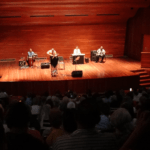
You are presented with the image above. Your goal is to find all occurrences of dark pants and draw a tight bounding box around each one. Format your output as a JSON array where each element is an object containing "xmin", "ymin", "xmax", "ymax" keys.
[{"xmin": 96, "ymin": 55, "xmax": 105, "ymax": 62}]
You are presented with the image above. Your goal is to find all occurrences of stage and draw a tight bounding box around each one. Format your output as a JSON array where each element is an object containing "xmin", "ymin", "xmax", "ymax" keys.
[{"xmin": 0, "ymin": 57, "xmax": 141, "ymax": 95}]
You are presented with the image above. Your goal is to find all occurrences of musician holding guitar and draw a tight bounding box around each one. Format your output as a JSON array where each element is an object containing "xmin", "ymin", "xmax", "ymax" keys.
[
  {"xmin": 47, "ymin": 48, "xmax": 59, "ymax": 76},
  {"xmin": 96, "ymin": 46, "xmax": 106, "ymax": 63}
]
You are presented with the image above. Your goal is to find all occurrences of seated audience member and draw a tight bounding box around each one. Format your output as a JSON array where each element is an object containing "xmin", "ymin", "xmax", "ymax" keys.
[
  {"xmin": 67, "ymin": 101, "xmax": 76, "ymax": 109},
  {"xmin": 53, "ymin": 99, "xmax": 117, "ymax": 150},
  {"xmin": 31, "ymin": 97, "xmax": 41, "ymax": 116},
  {"xmin": 62, "ymin": 108, "xmax": 77, "ymax": 134},
  {"xmin": 120, "ymin": 99, "xmax": 150, "ymax": 150},
  {"xmin": 96, "ymin": 103, "xmax": 112, "ymax": 131},
  {"xmin": 0, "ymin": 120, "xmax": 5, "ymax": 150},
  {"xmin": 5, "ymin": 102, "xmax": 48, "ymax": 150},
  {"xmin": 25, "ymin": 93, "xmax": 32, "ymax": 106},
  {"xmin": 110, "ymin": 108, "xmax": 134, "ymax": 148},
  {"xmin": 46, "ymin": 109, "xmax": 64, "ymax": 147},
  {"xmin": 40, "ymin": 98, "xmax": 52, "ymax": 130},
  {"xmin": 0, "ymin": 88, "xmax": 8, "ymax": 99}
]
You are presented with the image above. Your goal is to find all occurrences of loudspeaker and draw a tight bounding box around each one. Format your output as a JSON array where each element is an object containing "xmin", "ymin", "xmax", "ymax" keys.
[
  {"xmin": 91, "ymin": 50, "xmax": 97, "ymax": 61},
  {"xmin": 72, "ymin": 70, "xmax": 82, "ymax": 77},
  {"xmin": 41, "ymin": 63, "xmax": 50, "ymax": 69},
  {"xmin": 85, "ymin": 58, "xmax": 89, "ymax": 63}
]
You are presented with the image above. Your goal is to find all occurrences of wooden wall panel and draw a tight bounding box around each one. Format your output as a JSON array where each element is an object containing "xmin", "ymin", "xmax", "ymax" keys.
[
  {"xmin": 0, "ymin": 24, "xmax": 126, "ymax": 60},
  {"xmin": 125, "ymin": 7, "xmax": 150, "ymax": 60},
  {"xmin": 142, "ymin": 35, "xmax": 150, "ymax": 52},
  {"xmin": 141, "ymin": 52, "xmax": 150, "ymax": 68}
]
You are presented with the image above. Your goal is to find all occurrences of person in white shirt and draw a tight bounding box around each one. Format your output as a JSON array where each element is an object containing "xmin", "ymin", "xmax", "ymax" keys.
[
  {"xmin": 96, "ymin": 46, "xmax": 106, "ymax": 63},
  {"xmin": 73, "ymin": 46, "xmax": 81, "ymax": 55},
  {"xmin": 47, "ymin": 48, "xmax": 57, "ymax": 57}
]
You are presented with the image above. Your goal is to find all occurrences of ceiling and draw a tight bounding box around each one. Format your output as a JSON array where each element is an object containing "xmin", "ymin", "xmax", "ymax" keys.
[{"xmin": 0, "ymin": 0, "xmax": 150, "ymax": 26}]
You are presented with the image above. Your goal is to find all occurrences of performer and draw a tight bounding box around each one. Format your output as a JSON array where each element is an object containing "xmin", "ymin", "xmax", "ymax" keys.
[
  {"xmin": 47, "ymin": 48, "xmax": 57, "ymax": 57},
  {"xmin": 96, "ymin": 46, "xmax": 106, "ymax": 63},
  {"xmin": 47, "ymin": 48, "xmax": 58, "ymax": 76},
  {"xmin": 101, "ymin": 46, "xmax": 106, "ymax": 62},
  {"xmin": 73, "ymin": 46, "xmax": 81, "ymax": 55},
  {"xmin": 27, "ymin": 48, "xmax": 37, "ymax": 67}
]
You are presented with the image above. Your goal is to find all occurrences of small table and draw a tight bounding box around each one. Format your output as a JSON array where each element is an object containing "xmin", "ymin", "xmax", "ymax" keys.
[{"xmin": 72, "ymin": 54, "xmax": 85, "ymax": 64}]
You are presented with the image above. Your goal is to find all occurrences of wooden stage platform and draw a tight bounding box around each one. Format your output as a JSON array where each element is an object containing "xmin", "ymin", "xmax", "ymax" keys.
[{"xmin": 0, "ymin": 58, "xmax": 141, "ymax": 95}]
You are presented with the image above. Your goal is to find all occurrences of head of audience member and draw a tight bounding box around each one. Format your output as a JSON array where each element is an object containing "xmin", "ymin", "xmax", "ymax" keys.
[
  {"xmin": 62, "ymin": 109, "xmax": 77, "ymax": 134},
  {"xmin": 101, "ymin": 103, "xmax": 110, "ymax": 116},
  {"xmin": 46, "ymin": 98, "xmax": 53, "ymax": 108},
  {"xmin": 75, "ymin": 99, "xmax": 100, "ymax": 129},
  {"xmin": 59, "ymin": 96, "xmax": 69, "ymax": 112},
  {"xmin": 100, "ymin": 46, "xmax": 103, "ymax": 49},
  {"xmin": 67, "ymin": 101, "xmax": 75, "ymax": 109},
  {"xmin": 110, "ymin": 108, "xmax": 133, "ymax": 132},
  {"xmin": 121, "ymin": 102, "xmax": 134, "ymax": 119},
  {"xmin": 6, "ymin": 102, "xmax": 31, "ymax": 131},
  {"xmin": 49, "ymin": 109, "xmax": 62, "ymax": 129},
  {"xmin": 137, "ymin": 96, "xmax": 150, "ymax": 120},
  {"xmin": 76, "ymin": 46, "xmax": 78, "ymax": 49},
  {"xmin": 32, "ymin": 96, "xmax": 40, "ymax": 106},
  {"xmin": 52, "ymin": 96, "xmax": 60, "ymax": 108},
  {"xmin": 29, "ymin": 48, "xmax": 32, "ymax": 52}
]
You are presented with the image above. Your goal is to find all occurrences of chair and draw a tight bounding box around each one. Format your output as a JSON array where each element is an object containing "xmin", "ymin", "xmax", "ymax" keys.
[{"xmin": 58, "ymin": 56, "xmax": 65, "ymax": 70}]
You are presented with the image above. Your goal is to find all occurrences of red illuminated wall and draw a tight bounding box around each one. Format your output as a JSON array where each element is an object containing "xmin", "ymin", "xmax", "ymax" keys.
[
  {"xmin": 0, "ymin": 24, "xmax": 126, "ymax": 60},
  {"xmin": 125, "ymin": 7, "xmax": 150, "ymax": 60}
]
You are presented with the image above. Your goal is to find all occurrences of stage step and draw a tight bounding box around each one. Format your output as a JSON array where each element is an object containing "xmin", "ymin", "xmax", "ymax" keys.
[
  {"xmin": 131, "ymin": 69, "xmax": 146, "ymax": 73},
  {"xmin": 138, "ymin": 72, "xmax": 148, "ymax": 76},
  {"xmin": 140, "ymin": 82, "xmax": 150, "ymax": 87},
  {"xmin": 140, "ymin": 79, "xmax": 150, "ymax": 84},
  {"xmin": 140, "ymin": 75, "xmax": 150, "ymax": 79}
]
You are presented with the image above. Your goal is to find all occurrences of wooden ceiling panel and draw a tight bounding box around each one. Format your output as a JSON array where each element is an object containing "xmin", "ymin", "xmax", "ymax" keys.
[{"xmin": 0, "ymin": 0, "xmax": 149, "ymax": 25}]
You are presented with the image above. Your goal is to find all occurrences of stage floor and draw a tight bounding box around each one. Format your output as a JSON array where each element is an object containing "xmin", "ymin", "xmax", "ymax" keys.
[{"xmin": 0, "ymin": 57, "xmax": 141, "ymax": 95}]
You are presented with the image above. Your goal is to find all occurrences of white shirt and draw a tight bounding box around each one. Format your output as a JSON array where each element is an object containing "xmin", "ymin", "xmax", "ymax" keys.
[
  {"xmin": 73, "ymin": 48, "xmax": 81, "ymax": 55},
  {"xmin": 47, "ymin": 49, "xmax": 56, "ymax": 55},
  {"xmin": 97, "ymin": 49, "xmax": 102, "ymax": 55}
]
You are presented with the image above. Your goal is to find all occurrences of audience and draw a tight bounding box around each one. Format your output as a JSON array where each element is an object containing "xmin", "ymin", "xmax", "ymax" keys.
[
  {"xmin": 46, "ymin": 108, "xmax": 64, "ymax": 147},
  {"xmin": 0, "ymin": 87, "xmax": 150, "ymax": 150},
  {"xmin": 5, "ymin": 102, "xmax": 48, "ymax": 150},
  {"xmin": 110, "ymin": 108, "xmax": 134, "ymax": 148},
  {"xmin": 53, "ymin": 99, "xmax": 117, "ymax": 150}
]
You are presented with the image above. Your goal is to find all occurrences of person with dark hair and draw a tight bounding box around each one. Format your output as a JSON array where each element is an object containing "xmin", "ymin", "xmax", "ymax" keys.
[
  {"xmin": 5, "ymin": 102, "xmax": 48, "ymax": 150},
  {"xmin": 62, "ymin": 108, "xmax": 77, "ymax": 134},
  {"xmin": 96, "ymin": 103, "xmax": 112, "ymax": 131},
  {"xmin": 46, "ymin": 109, "xmax": 64, "ymax": 147},
  {"xmin": 53, "ymin": 99, "xmax": 117, "ymax": 150}
]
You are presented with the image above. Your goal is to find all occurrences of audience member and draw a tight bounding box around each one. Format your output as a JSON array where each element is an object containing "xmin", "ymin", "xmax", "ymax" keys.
[
  {"xmin": 96, "ymin": 103, "xmax": 112, "ymax": 131},
  {"xmin": 110, "ymin": 108, "xmax": 134, "ymax": 148},
  {"xmin": 53, "ymin": 99, "xmax": 117, "ymax": 150},
  {"xmin": 46, "ymin": 108, "xmax": 64, "ymax": 147},
  {"xmin": 5, "ymin": 102, "xmax": 48, "ymax": 150},
  {"xmin": 62, "ymin": 108, "xmax": 77, "ymax": 134}
]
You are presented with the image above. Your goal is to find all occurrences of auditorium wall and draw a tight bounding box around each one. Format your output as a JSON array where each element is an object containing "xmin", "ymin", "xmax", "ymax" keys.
[
  {"xmin": 0, "ymin": 24, "xmax": 126, "ymax": 60},
  {"xmin": 125, "ymin": 7, "xmax": 150, "ymax": 61}
]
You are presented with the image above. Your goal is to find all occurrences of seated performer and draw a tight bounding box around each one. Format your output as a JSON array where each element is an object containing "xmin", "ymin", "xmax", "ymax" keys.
[
  {"xmin": 47, "ymin": 48, "xmax": 58, "ymax": 76},
  {"xmin": 96, "ymin": 46, "xmax": 106, "ymax": 63},
  {"xmin": 27, "ymin": 48, "xmax": 37, "ymax": 67},
  {"xmin": 73, "ymin": 46, "xmax": 81, "ymax": 55}
]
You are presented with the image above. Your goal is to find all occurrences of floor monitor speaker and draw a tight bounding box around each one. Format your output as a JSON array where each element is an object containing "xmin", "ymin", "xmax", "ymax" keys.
[
  {"xmin": 72, "ymin": 70, "xmax": 83, "ymax": 77},
  {"xmin": 41, "ymin": 63, "xmax": 50, "ymax": 69}
]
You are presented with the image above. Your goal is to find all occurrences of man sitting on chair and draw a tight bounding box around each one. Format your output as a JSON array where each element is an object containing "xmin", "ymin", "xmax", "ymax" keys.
[
  {"xmin": 96, "ymin": 46, "xmax": 106, "ymax": 63},
  {"xmin": 73, "ymin": 46, "xmax": 81, "ymax": 55},
  {"xmin": 27, "ymin": 48, "xmax": 37, "ymax": 66}
]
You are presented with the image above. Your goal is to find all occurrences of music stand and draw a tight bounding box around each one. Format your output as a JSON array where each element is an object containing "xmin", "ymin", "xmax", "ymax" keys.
[{"xmin": 74, "ymin": 56, "xmax": 80, "ymax": 70}]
